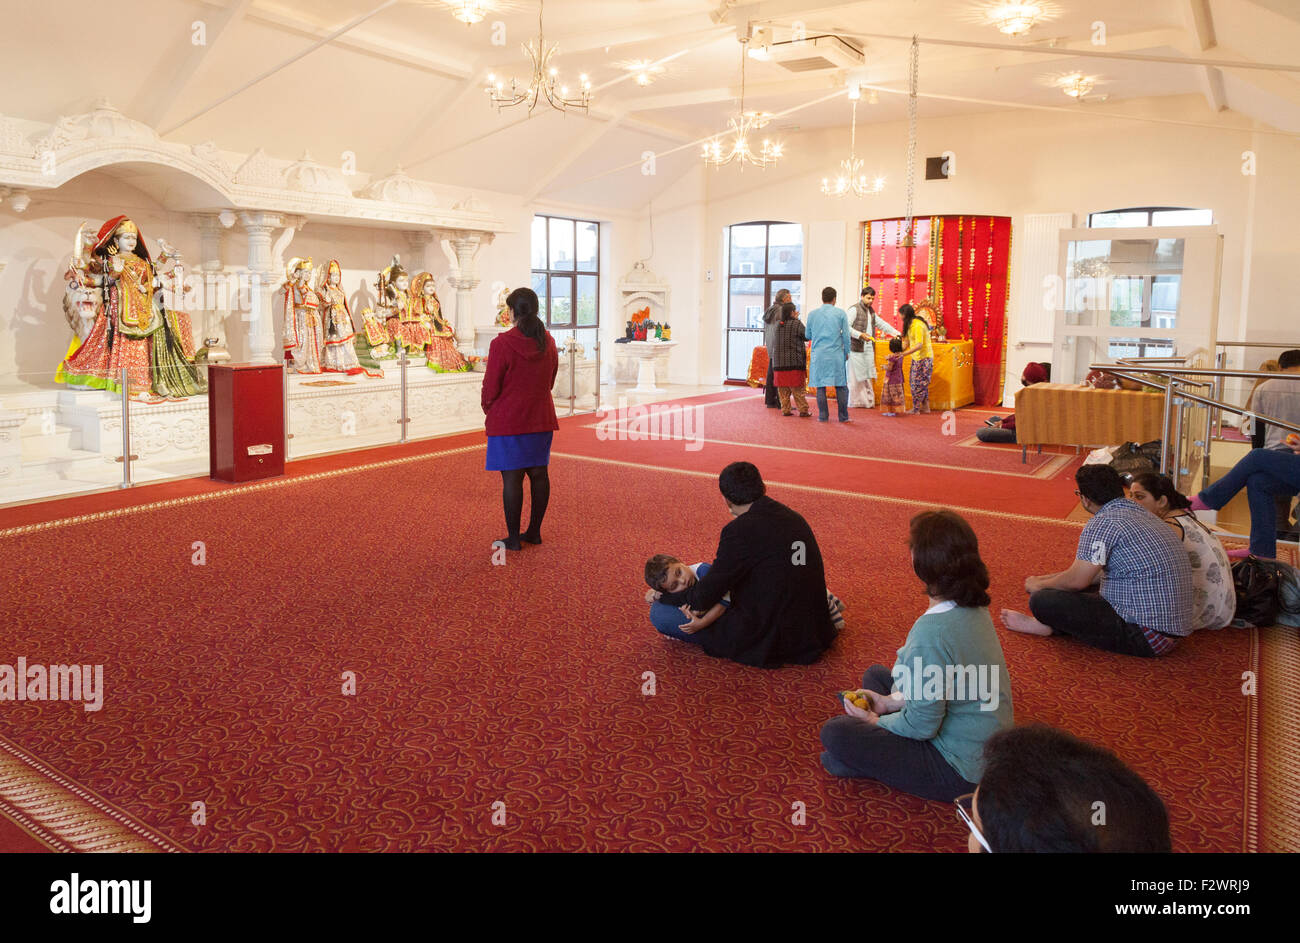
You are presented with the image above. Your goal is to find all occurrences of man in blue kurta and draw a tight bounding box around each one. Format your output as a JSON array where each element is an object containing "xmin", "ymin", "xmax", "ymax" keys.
[{"xmin": 805, "ymin": 287, "xmax": 865, "ymax": 423}]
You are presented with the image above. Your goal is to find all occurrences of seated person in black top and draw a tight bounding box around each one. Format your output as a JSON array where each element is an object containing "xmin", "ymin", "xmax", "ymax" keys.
[
  {"xmin": 961, "ymin": 724, "xmax": 1171, "ymax": 853},
  {"xmin": 644, "ymin": 462, "xmax": 838, "ymax": 668}
]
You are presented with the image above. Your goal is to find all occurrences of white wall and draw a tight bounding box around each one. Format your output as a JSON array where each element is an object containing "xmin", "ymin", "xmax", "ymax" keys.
[{"xmin": 683, "ymin": 94, "xmax": 1296, "ymax": 398}]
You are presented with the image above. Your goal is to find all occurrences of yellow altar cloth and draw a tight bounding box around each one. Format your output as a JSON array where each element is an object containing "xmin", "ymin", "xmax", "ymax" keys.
[{"xmin": 871, "ymin": 340, "xmax": 974, "ymax": 411}]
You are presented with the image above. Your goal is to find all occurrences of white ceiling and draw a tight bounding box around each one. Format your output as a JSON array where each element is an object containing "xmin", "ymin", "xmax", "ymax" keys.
[{"xmin": 3, "ymin": 0, "xmax": 1298, "ymax": 209}]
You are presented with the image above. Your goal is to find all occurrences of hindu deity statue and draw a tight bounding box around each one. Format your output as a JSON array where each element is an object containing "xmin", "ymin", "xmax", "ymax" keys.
[
  {"xmin": 315, "ymin": 260, "xmax": 382, "ymax": 378},
  {"xmin": 493, "ymin": 285, "xmax": 512, "ymax": 328},
  {"xmin": 58, "ymin": 216, "xmax": 205, "ymax": 401},
  {"xmin": 376, "ymin": 256, "xmax": 427, "ymax": 357},
  {"xmin": 412, "ymin": 273, "xmax": 467, "ymax": 372},
  {"xmin": 281, "ymin": 257, "xmax": 323, "ymax": 374}
]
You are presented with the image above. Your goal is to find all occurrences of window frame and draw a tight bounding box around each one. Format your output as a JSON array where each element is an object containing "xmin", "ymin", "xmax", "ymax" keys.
[
  {"xmin": 532, "ymin": 214, "xmax": 600, "ymax": 331},
  {"xmin": 725, "ymin": 220, "xmax": 804, "ymax": 380},
  {"xmin": 1086, "ymin": 206, "xmax": 1213, "ymax": 228}
]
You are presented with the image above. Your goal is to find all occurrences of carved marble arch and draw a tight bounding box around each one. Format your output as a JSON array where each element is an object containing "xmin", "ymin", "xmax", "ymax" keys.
[{"xmin": 56, "ymin": 157, "xmax": 232, "ymax": 211}]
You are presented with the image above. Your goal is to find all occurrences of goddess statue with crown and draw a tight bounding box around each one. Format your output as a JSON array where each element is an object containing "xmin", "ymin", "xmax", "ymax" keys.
[
  {"xmin": 376, "ymin": 256, "xmax": 428, "ymax": 358},
  {"xmin": 281, "ymin": 257, "xmax": 323, "ymax": 374},
  {"xmin": 57, "ymin": 216, "xmax": 205, "ymax": 400},
  {"xmin": 315, "ymin": 259, "xmax": 382, "ymax": 377},
  {"xmin": 411, "ymin": 273, "xmax": 467, "ymax": 372}
]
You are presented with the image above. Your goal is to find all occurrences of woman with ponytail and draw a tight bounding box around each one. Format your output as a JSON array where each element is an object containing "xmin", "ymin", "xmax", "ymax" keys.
[
  {"xmin": 481, "ymin": 288, "xmax": 559, "ymax": 550},
  {"xmin": 1126, "ymin": 472, "xmax": 1234, "ymax": 631}
]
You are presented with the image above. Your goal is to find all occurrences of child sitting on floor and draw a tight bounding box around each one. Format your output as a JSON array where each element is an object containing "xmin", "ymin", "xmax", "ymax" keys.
[
  {"xmin": 643, "ymin": 553, "xmax": 846, "ymax": 636},
  {"xmin": 879, "ymin": 337, "xmax": 906, "ymax": 417}
]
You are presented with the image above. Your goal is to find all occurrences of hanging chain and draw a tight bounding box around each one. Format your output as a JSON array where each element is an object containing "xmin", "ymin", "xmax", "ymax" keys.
[
  {"xmin": 903, "ymin": 36, "xmax": 919, "ymax": 244},
  {"xmin": 849, "ymin": 96, "xmax": 857, "ymax": 159},
  {"xmin": 739, "ymin": 38, "xmax": 747, "ymax": 114}
]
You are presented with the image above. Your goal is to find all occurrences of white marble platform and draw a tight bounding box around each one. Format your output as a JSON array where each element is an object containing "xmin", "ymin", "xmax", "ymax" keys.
[{"xmin": 0, "ymin": 356, "xmax": 605, "ymax": 506}]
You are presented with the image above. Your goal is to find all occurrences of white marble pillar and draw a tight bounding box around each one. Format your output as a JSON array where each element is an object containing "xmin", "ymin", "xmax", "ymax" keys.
[
  {"xmin": 442, "ymin": 230, "xmax": 486, "ymax": 353},
  {"xmin": 192, "ymin": 214, "xmax": 225, "ymax": 346},
  {"xmin": 404, "ymin": 230, "xmax": 434, "ymax": 275},
  {"xmin": 238, "ymin": 211, "xmax": 283, "ymax": 364}
]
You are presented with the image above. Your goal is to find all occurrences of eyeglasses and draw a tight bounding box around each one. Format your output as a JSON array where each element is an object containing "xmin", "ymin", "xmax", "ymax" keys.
[{"xmin": 954, "ymin": 792, "xmax": 991, "ymax": 853}]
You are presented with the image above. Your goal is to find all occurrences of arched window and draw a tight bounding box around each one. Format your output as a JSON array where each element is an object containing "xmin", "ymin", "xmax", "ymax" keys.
[{"xmin": 724, "ymin": 221, "xmax": 803, "ymax": 380}]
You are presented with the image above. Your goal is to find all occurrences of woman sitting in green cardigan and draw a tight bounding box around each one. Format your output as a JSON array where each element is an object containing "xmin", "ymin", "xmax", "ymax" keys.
[{"xmin": 820, "ymin": 510, "xmax": 1014, "ymax": 801}]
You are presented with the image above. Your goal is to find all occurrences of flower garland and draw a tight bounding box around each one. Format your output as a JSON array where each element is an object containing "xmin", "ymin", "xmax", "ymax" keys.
[{"xmin": 955, "ymin": 216, "xmax": 964, "ymax": 340}]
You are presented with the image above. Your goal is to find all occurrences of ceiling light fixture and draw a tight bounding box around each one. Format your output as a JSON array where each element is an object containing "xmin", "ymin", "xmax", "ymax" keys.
[
  {"xmin": 988, "ymin": 2, "xmax": 1043, "ymax": 37},
  {"xmin": 821, "ymin": 89, "xmax": 884, "ymax": 198},
  {"xmin": 450, "ymin": 0, "xmax": 486, "ymax": 25},
  {"xmin": 701, "ymin": 37, "xmax": 783, "ymax": 170},
  {"xmin": 1060, "ymin": 72, "xmax": 1095, "ymax": 99},
  {"xmin": 484, "ymin": 0, "xmax": 591, "ymax": 114}
]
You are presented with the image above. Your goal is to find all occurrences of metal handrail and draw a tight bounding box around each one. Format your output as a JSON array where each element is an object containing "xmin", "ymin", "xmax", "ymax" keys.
[{"xmin": 1092, "ymin": 360, "xmax": 1300, "ymax": 488}]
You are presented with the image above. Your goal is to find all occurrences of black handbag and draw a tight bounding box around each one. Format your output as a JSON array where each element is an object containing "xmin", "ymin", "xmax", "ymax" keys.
[
  {"xmin": 1109, "ymin": 442, "xmax": 1157, "ymax": 478},
  {"xmin": 1230, "ymin": 557, "xmax": 1283, "ymax": 628}
]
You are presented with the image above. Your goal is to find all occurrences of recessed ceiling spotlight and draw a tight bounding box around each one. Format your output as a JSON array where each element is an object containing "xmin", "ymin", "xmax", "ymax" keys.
[{"xmin": 619, "ymin": 58, "xmax": 667, "ymax": 86}]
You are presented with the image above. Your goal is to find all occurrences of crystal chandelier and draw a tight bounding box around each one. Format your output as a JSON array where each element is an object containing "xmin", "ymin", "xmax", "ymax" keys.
[
  {"xmin": 989, "ymin": 2, "xmax": 1043, "ymax": 36},
  {"xmin": 485, "ymin": 0, "xmax": 591, "ymax": 114},
  {"xmin": 451, "ymin": 1, "xmax": 486, "ymax": 25},
  {"xmin": 1060, "ymin": 73, "xmax": 1095, "ymax": 99},
  {"xmin": 821, "ymin": 91, "xmax": 884, "ymax": 197},
  {"xmin": 701, "ymin": 38, "xmax": 783, "ymax": 169}
]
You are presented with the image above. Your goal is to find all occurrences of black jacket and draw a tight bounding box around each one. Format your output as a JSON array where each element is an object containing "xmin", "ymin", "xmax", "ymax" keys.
[
  {"xmin": 686, "ymin": 496, "xmax": 836, "ymax": 668},
  {"xmin": 771, "ymin": 318, "xmax": 807, "ymax": 371},
  {"xmin": 762, "ymin": 302, "xmax": 783, "ymax": 349}
]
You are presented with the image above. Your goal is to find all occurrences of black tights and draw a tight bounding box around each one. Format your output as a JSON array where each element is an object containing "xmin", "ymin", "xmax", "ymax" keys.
[{"xmin": 499, "ymin": 466, "xmax": 550, "ymax": 549}]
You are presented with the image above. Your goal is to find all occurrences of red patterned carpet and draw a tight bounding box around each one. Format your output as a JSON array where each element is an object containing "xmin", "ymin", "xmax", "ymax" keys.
[
  {"xmin": 0, "ymin": 398, "xmax": 1255, "ymax": 852},
  {"xmin": 560, "ymin": 391, "xmax": 1086, "ymax": 519}
]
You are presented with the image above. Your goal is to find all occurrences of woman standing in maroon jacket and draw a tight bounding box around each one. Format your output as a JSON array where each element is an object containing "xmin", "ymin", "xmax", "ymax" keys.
[{"xmin": 481, "ymin": 288, "xmax": 559, "ymax": 550}]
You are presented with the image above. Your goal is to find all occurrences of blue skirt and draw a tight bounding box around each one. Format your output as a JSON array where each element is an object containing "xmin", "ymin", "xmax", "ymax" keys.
[{"xmin": 485, "ymin": 431, "xmax": 554, "ymax": 471}]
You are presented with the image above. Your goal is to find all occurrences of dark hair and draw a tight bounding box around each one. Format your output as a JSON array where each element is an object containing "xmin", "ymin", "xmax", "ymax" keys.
[
  {"xmin": 506, "ymin": 287, "xmax": 545, "ymax": 352},
  {"xmin": 861, "ymin": 287, "xmax": 875, "ymax": 298},
  {"xmin": 888, "ymin": 336, "xmax": 903, "ymax": 354},
  {"xmin": 899, "ymin": 303, "xmax": 917, "ymax": 337},
  {"xmin": 1280, "ymin": 349, "xmax": 1300, "ymax": 370},
  {"xmin": 774, "ymin": 289, "xmax": 792, "ymax": 305},
  {"xmin": 718, "ymin": 461, "xmax": 765, "ymax": 506},
  {"xmin": 779, "ymin": 301, "xmax": 797, "ymax": 323},
  {"xmin": 978, "ymin": 724, "xmax": 1172, "ymax": 853},
  {"xmin": 1128, "ymin": 472, "xmax": 1191, "ymax": 511},
  {"xmin": 821, "ymin": 286, "xmax": 837, "ymax": 304},
  {"xmin": 1075, "ymin": 464, "xmax": 1126, "ymax": 507},
  {"xmin": 644, "ymin": 553, "xmax": 680, "ymax": 590},
  {"xmin": 908, "ymin": 510, "xmax": 991, "ymax": 608}
]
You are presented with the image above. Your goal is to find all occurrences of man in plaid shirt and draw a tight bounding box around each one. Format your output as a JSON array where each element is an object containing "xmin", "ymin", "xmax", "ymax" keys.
[{"xmin": 1001, "ymin": 465, "xmax": 1195, "ymax": 656}]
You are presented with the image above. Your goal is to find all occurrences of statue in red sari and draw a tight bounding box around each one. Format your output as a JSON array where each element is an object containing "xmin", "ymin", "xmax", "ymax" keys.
[
  {"xmin": 413, "ymin": 273, "xmax": 467, "ymax": 372},
  {"xmin": 58, "ymin": 216, "xmax": 205, "ymax": 401}
]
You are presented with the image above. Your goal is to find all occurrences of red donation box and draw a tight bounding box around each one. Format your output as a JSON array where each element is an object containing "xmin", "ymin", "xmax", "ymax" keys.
[{"xmin": 207, "ymin": 364, "xmax": 285, "ymax": 482}]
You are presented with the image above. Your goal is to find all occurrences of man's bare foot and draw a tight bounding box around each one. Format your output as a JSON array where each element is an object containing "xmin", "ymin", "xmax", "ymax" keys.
[{"xmin": 1000, "ymin": 609, "xmax": 1054, "ymax": 636}]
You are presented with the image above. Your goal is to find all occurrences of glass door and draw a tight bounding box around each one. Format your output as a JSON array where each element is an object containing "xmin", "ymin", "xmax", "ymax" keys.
[{"xmin": 1053, "ymin": 226, "xmax": 1222, "ymax": 385}]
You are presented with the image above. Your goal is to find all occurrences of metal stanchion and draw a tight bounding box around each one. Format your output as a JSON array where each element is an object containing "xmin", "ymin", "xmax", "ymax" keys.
[
  {"xmin": 1171, "ymin": 384, "xmax": 1187, "ymax": 482},
  {"xmin": 119, "ymin": 366, "xmax": 133, "ymax": 489},
  {"xmin": 282, "ymin": 364, "xmax": 289, "ymax": 462},
  {"xmin": 399, "ymin": 349, "xmax": 409, "ymax": 444},
  {"xmin": 594, "ymin": 334, "xmax": 601, "ymax": 415},
  {"xmin": 1158, "ymin": 380, "xmax": 1174, "ymax": 475},
  {"xmin": 567, "ymin": 337, "xmax": 577, "ymax": 417},
  {"xmin": 1213, "ymin": 350, "xmax": 1225, "ymax": 440}
]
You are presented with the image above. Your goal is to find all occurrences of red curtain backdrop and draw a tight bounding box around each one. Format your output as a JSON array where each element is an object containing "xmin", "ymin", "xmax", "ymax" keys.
[{"xmin": 864, "ymin": 215, "xmax": 1012, "ymax": 406}]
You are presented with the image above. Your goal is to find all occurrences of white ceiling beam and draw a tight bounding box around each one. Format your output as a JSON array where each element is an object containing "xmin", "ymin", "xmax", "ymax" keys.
[
  {"xmin": 626, "ymin": 74, "xmax": 841, "ymax": 113},
  {"xmin": 244, "ymin": 0, "xmax": 472, "ymax": 80},
  {"xmin": 1182, "ymin": 0, "xmax": 1226, "ymax": 113},
  {"xmin": 522, "ymin": 112, "xmax": 629, "ymax": 202},
  {"xmin": 136, "ymin": 0, "xmax": 255, "ymax": 128}
]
